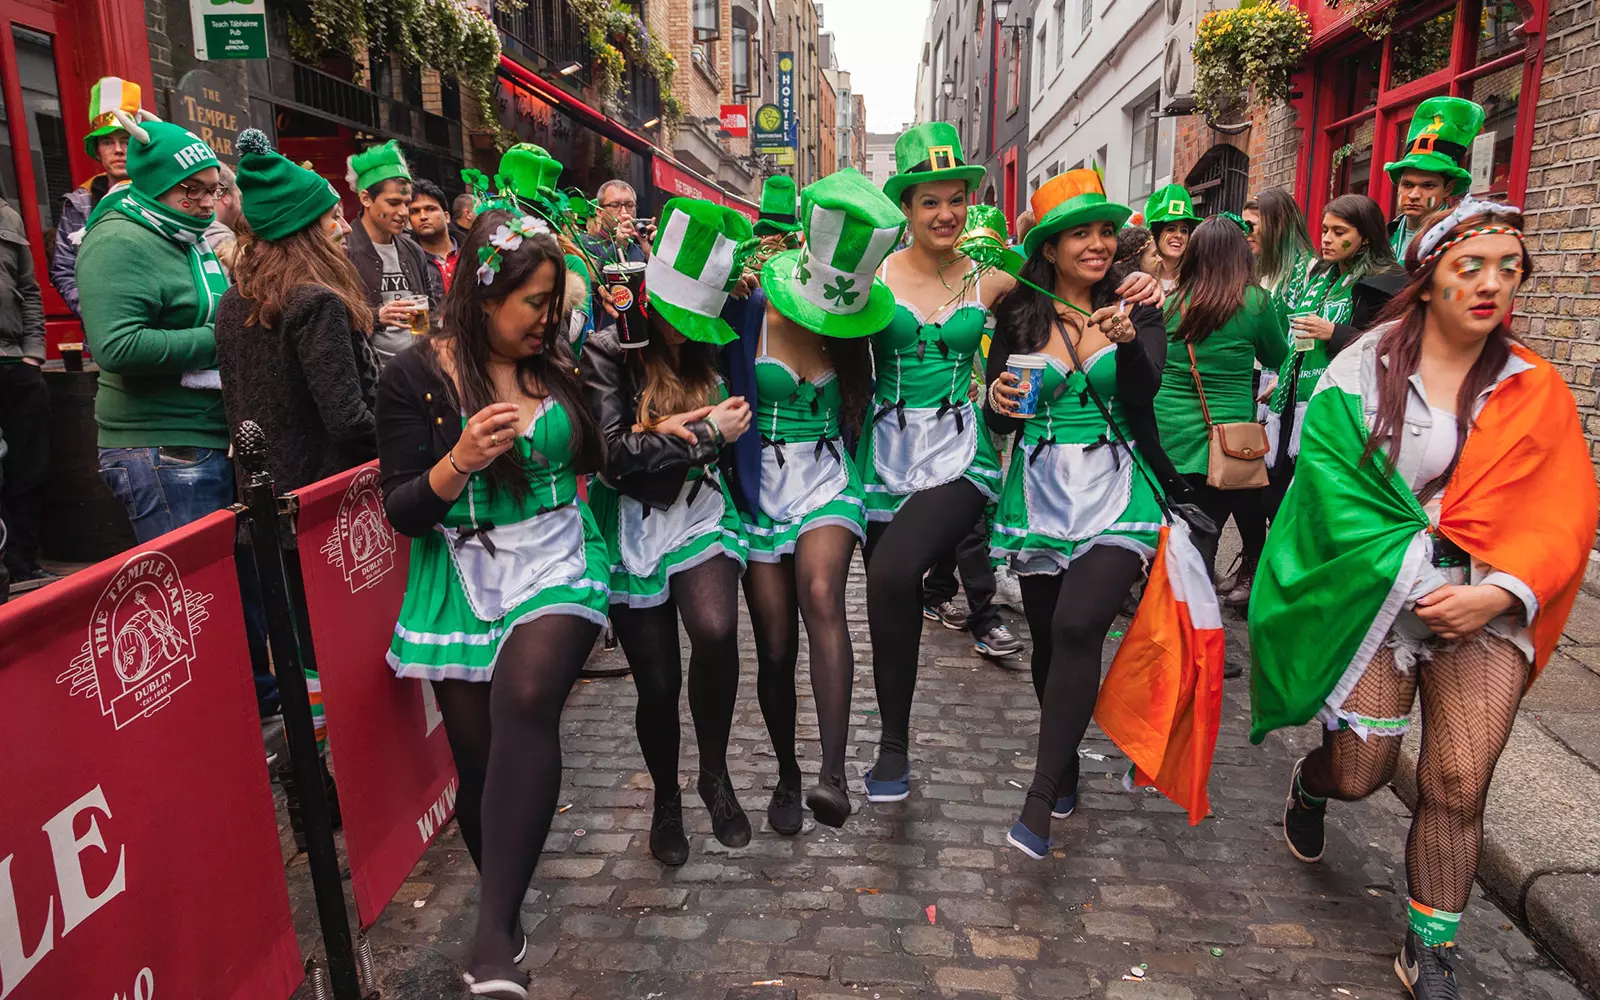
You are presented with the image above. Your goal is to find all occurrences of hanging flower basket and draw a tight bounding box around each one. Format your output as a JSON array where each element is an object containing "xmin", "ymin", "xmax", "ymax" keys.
[{"xmin": 1191, "ymin": 0, "xmax": 1311, "ymax": 120}]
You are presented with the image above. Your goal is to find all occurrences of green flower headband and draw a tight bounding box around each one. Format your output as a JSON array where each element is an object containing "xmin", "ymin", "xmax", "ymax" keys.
[{"xmin": 476, "ymin": 214, "xmax": 553, "ymax": 286}]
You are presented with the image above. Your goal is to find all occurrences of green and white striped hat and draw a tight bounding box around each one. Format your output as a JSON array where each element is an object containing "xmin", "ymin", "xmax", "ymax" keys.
[
  {"xmin": 645, "ymin": 198, "xmax": 755, "ymax": 345},
  {"xmin": 762, "ymin": 168, "xmax": 905, "ymax": 338}
]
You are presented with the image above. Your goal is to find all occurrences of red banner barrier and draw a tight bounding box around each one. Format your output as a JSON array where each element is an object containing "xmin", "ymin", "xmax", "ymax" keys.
[
  {"xmin": 0, "ymin": 511, "xmax": 302, "ymax": 1000},
  {"xmin": 291, "ymin": 464, "xmax": 457, "ymax": 929}
]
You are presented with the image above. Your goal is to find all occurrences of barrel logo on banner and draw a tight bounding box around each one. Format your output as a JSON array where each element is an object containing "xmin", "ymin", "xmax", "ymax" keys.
[
  {"xmin": 320, "ymin": 467, "xmax": 396, "ymax": 593},
  {"xmin": 57, "ymin": 552, "xmax": 212, "ymax": 731}
]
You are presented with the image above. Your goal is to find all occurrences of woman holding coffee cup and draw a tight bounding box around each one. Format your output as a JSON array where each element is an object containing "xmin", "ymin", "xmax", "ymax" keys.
[
  {"xmin": 982, "ymin": 168, "xmax": 1182, "ymax": 860},
  {"xmin": 581, "ymin": 198, "xmax": 757, "ymax": 865}
]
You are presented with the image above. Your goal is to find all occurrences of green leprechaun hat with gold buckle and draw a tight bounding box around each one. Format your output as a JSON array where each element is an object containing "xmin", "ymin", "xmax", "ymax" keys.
[
  {"xmin": 753, "ymin": 174, "xmax": 802, "ymax": 236},
  {"xmin": 764, "ymin": 168, "xmax": 906, "ymax": 339},
  {"xmin": 1144, "ymin": 183, "xmax": 1201, "ymax": 230},
  {"xmin": 1384, "ymin": 96, "xmax": 1486, "ymax": 194},
  {"xmin": 644, "ymin": 198, "xmax": 757, "ymax": 346},
  {"xmin": 882, "ymin": 122, "xmax": 988, "ymax": 204},
  {"xmin": 1024, "ymin": 168, "xmax": 1133, "ymax": 256}
]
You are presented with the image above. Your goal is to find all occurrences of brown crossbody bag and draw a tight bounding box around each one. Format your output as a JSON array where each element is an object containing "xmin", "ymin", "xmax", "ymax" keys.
[{"xmin": 1187, "ymin": 341, "xmax": 1269, "ymax": 490}]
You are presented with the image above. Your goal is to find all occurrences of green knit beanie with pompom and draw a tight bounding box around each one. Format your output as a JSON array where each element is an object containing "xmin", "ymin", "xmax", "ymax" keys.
[{"xmin": 235, "ymin": 128, "xmax": 341, "ymax": 240}]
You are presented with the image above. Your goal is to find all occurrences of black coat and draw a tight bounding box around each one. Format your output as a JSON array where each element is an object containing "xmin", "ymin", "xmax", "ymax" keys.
[
  {"xmin": 214, "ymin": 285, "xmax": 379, "ymax": 492},
  {"xmin": 1328, "ymin": 270, "xmax": 1409, "ymax": 355},
  {"xmin": 375, "ymin": 343, "xmax": 467, "ymax": 538},
  {"xmin": 345, "ymin": 221, "xmax": 445, "ymax": 313}
]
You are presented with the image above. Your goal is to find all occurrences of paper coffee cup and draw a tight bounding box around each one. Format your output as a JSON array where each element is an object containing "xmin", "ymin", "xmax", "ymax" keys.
[{"xmin": 1006, "ymin": 353, "xmax": 1047, "ymax": 418}]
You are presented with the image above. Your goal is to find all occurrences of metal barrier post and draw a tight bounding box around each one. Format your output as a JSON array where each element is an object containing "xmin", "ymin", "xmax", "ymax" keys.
[{"xmin": 236, "ymin": 421, "xmax": 363, "ymax": 1000}]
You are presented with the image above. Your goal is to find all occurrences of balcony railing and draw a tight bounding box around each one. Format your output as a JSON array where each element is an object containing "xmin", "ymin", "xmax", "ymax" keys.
[
  {"xmin": 268, "ymin": 57, "xmax": 461, "ymax": 156},
  {"xmin": 494, "ymin": 0, "xmax": 592, "ymax": 89}
]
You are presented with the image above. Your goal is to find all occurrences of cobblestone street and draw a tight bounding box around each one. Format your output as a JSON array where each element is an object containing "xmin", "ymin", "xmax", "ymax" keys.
[{"xmin": 317, "ymin": 564, "xmax": 1591, "ymax": 1000}]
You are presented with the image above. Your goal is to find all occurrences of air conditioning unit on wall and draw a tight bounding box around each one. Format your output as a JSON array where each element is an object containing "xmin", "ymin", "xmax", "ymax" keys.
[{"xmin": 1161, "ymin": 0, "xmax": 1226, "ymax": 114}]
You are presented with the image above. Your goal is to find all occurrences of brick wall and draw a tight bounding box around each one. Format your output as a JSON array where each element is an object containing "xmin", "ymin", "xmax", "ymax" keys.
[
  {"xmin": 1256, "ymin": 101, "xmax": 1302, "ymax": 194},
  {"xmin": 1514, "ymin": 0, "xmax": 1600, "ymax": 451}
]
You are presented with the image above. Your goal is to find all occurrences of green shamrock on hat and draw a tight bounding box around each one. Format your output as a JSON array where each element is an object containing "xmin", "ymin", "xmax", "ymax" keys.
[{"xmin": 823, "ymin": 276, "xmax": 859, "ymax": 307}]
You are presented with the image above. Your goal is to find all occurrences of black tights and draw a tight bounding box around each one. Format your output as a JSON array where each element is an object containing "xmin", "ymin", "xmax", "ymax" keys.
[
  {"xmin": 743, "ymin": 525, "xmax": 860, "ymax": 788},
  {"xmin": 863, "ymin": 478, "xmax": 987, "ymax": 777},
  {"xmin": 1183, "ymin": 474, "xmax": 1267, "ymax": 571},
  {"xmin": 611, "ymin": 555, "xmax": 743, "ymax": 803},
  {"xmin": 1017, "ymin": 546, "xmax": 1146, "ymax": 837},
  {"xmin": 431, "ymin": 613, "xmax": 598, "ymax": 972}
]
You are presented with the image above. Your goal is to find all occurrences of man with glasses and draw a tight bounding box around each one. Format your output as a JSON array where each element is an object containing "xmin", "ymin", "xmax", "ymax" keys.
[
  {"xmin": 204, "ymin": 163, "xmax": 241, "ymax": 276},
  {"xmin": 581, "ymin": 180, "xmax": 653, "ymax": 333},
  {"xmin": 52, "ymin": 77, "xmax": 139, "ymax": 316}
]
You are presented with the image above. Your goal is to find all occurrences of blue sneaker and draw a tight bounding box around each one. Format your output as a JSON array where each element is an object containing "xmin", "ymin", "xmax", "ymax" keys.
[
  {"xmin": 1006, "ymin": 821, "xmax": 1053, "ymax": 860},
  {"xmin": 863, "ymin": 764, "xmax": 911, "ymax": 802},
  {"xmin": 1051, "ymin": 793, "xmax": 1077, "ymax": 819}
]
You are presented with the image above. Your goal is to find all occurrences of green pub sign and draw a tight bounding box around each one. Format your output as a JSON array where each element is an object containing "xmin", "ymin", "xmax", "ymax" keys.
[{"xmin": 191, "ymin": 0, "xmax": 268, "ymax": 60}]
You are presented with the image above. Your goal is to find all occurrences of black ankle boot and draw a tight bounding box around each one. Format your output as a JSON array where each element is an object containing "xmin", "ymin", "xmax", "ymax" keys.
[
  {"xmin": 698, "ymin": 769, "xmax": 751, "ymax": 848},
  {"xmin": 649, "ymin": 793, "xmax": 689, "ymax": 866}
]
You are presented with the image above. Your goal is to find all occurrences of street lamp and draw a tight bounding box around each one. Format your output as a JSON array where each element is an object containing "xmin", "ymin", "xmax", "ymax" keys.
[
  {"xmin": 994, "ymin": 0, "xmax": 1013, "ymax": 22},
  {"xmin": 641, "ymin": 117, "xmax": 661, "ymax": 129},
  {"xmin": 942, "ymin": 75, "xmax": 956, "ymax": 100},
  {"xmin": 558, "ymin": 61, "xmax": 583, "ymax": 77}
]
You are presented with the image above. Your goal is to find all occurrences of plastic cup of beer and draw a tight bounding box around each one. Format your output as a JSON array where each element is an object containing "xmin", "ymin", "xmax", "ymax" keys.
[
  {"xmin": 602, "ymin": 262, "xmax": 649, "ymax": 349},
  {"xmin": 407, "ymin": 296, "xmax": 431, "ymax": 336},
  {"xmin": 1291, "ymin": 308, "xmax": 1316, "ymax": 352},
  {"xmin": 1005, "ymin": 353, "xmax": 1046, "ymax": 417}
]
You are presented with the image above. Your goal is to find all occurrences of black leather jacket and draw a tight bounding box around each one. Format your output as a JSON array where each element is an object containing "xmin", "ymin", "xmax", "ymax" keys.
[{"xmin": 580, "ymin": 327, "xmax": 730, "ymax": 510}]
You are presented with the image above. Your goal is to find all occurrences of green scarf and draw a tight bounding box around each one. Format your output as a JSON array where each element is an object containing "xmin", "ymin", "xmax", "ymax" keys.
[
  {"xmin": 114, "ymin": 188, "xmax": 230, "ymax": 326},
  {"xmin": 1268, "ymin": 260, "xmax": 1356, "ymax": 415},
  {"xmin": 1389, "ymin": 218, "xmax": 1413, "ymax": 261}
]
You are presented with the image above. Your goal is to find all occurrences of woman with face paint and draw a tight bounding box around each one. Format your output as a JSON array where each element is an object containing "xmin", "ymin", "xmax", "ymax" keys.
[
  {"xmin": 1242, "ymin": 189, "xmax": 1314, "ymax": 302},
  {"xmin": 377, "ymin": 209, "xmax": 609, "ymax": 999},
  {"xmin": 1263, "ymin": 194, "xmax": 1405, "ymax": 517},
  {"xmin": 1250, "ymin": 200, "xmax": 1598, "ymax": 1000},
  {"xmin": 582, "ymin": 198, "xmax": 756, "ymax": 865},
  {"xmin": 858, "ymin": 130, "xmax": 1163, "ymax": 804},
  {"xmin": 1143, "ymin": 184, "xmax": 1202, "ymax": 291},
  {"xmin": 983, "ymin": 169, "xmax": 1186, "ymax": 858},
  {"xmin": 214, "ymin": 129, "xmax": 378, "ymax": 491}
]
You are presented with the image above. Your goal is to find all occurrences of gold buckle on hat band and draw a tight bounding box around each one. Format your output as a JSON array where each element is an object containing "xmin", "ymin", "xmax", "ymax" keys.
[{"xmin": 927, "ymin": 145, "xmax": 956, "ymax": 171}]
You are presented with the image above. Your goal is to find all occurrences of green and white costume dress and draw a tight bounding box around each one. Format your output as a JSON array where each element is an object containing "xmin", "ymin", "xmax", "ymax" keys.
[
  {"xmin": 991, "ymin": 346, "xmax": 1164, "ymax": 575},
  {"xmin": 858, "ymin": 260, "xmax": 1003, "ymax": 521},
  {"xmin": 743, "ymin": 319, "xmax": 867, "ymax": 560},
  {"xmin": 387, "ymin": 398, "xmax": 611, "ymax": 681},
  {"xmin": 588, "ymin": 380, "xmax": 749, "ymax": 607},
  {"xmin": 1264, "ymin": 260, "xmax": 1357, "ymax": 469}
]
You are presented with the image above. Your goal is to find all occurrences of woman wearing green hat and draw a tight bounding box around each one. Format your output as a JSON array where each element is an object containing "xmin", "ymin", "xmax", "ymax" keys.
[
  {"xmin": 740, "ymin": 168, "xmax": 888, "ymax": 831},
  {"xmin": 214, "ymin": 129, "xmax": 377, "ymax": 491},
  {"xmin": 983, "ymin": 168, "xmax": 1183, "ymax": 859},
  {"xmin": 582, "ymin": 197, "xmax": 758, "ymax": 864},
  {"xmin": 1145, "ymin": 183, "xmax": 1202, "ymax": 292}
]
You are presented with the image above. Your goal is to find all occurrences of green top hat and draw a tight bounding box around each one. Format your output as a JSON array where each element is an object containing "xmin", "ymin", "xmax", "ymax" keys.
[
  {"xmin": 881, "ymin": 122, "xmax": 988, "ymax": 204},
  {"xmin": 1144, "ymin": 183, "xmax": 1201, "ymax": 230},
  {"xmin": 1384, "ymin": 97, "xmax": 1486, "ymax": 193},
  {"xmin": 346, "ymin": 140, "xmax": 412, "ymax": 194},
  {"xmin": 84, "ymin": 77, "xmax": 141, "ymax": 159},
  {"xmin": 234, "ymin": 128, "xmax": 340, "ymax": 241},
  {"xmin": 500, "ymin": 144, "xmax": 564, "ymax": 200},
  {"xmin": 763, "ymin": 168, "xmax": 906, "ymax": 339},
  {"xmin": 644, "ymin": 198, "xmax": 756, "ymax": 345},
  {"xmin": 753, "ymin": 174, "xmax": 802, "ymax": 236},
  {"xmin": 957, "ymin": 204, "xmax": 1024, "ymax": 276},
  {"xmin": 1023, "ymin": 169, "xmax": 1133, "ymax": 257}
]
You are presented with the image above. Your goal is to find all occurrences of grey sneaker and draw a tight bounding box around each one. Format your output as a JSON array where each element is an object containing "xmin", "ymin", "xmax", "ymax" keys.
[
  {"xmin": 974, "ymin": 624, "xmax": 1025, "ymax": 660},
  {"xmin": 923, "ymin": 600, "xmax": 969, "ymax": 631}
]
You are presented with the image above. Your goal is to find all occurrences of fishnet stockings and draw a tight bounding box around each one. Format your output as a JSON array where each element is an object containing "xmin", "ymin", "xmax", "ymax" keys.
[{"xmin": 1300, "ymin": 647, "xmax": 1415, "ymax": 802}]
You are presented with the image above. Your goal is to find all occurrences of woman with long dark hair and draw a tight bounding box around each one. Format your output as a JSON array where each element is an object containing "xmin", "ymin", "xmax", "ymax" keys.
[
  {"xmin": 1243, "ymin": 188, "xmax": 1314, "ymax": 301},
  {"xmin": 1152, "ymin": 217, "xmax": 1287, "ymax": 605},
  {"xmin": 983, "ymin": 169, "xmax": 1180, "ymax": 858},
  {"xmin": 377, "ymin": 209, "xmax": 608, "ymax": 999},
  {"xmin": 1251, "ymin": 201, "xmax": 1597, "ymax": 999},
  {"xmin": 742, "ymin": 170, "xmax": 890, "ymax": 831},
  {"xmin": 860, "ymin": 132, "xmax": 1161, "ymax": 804},
  {"xmin": 1264, "ymin": 193, "xmax": 1406, "ymax": 514},
  {"xmin": 582, "ymin": 198, "xmax": 756, "ymax": 865}
]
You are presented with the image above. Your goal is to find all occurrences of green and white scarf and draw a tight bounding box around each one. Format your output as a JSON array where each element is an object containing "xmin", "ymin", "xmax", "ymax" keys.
[
  {"xmin": 115, "ymin": 188, "xmax": 230, "ymax": 390},
  {"xmin": 1389, "ymin": 218, "xmax": 1413, "ymax": 261},
  {"xmin": 1267, "ymin": 261, "xmax": 1356, "ymax": 415}
]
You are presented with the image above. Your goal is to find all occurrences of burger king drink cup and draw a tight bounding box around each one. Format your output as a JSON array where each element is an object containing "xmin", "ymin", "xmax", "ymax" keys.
[
  {"xmin": 1005, "ymin": 353, "xmax": 1046, "ymax": 418},
  {"xmin": 603, "ymin": 261, "xmax": 649, "ymax": 348}
]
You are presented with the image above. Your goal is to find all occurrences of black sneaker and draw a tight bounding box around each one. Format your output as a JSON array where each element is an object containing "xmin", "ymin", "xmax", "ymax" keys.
[
  {"xmin": 1396, "ymin": 929, "xmax": 1460, "ymax": 999},
  {"xmin": 973, "ymin": 624, "xmax": 1025, "ymax": 659},
  {"xmin": 649, "ymin": 793, "xmax": 690, "ymax": 866},
  {"xmin": 923, "ymin": 600, "xmax": 969, "ymax": 631},
  {"xmin": 1282, "ymin": 757, "xmax": 1327, "ymax": 863},
  {"xmin": 698, "ymin": 769, "xmax": 751, "ymax": 848},
  {"xmin": 805, "ymin": 774, "xmax": 852, "ymax": 829},
  {"xmin": 767, "ymin": 781, "xmax": 803, "ymax": 836}
]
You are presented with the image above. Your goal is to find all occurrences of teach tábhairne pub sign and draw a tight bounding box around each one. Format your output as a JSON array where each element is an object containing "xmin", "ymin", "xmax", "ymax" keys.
[{"xmin": 190, "ymin": 0, "xmax": 268, "ymax": 60}]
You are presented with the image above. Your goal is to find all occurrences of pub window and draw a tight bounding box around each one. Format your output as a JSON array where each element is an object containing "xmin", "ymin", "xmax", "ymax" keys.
[
  {"xmin": 1128, "ymin": 90, "xmax": 1159, "ymax": 204},
  {"xmin": 732, "ymin": 24, "xmax": 751, "ymax": 95},
  {"xmin": 693, "ymin": 0, "xmax": 721, "ymax": 41},
  {"xmin": 13, "ymin": 27, "xmax": 70, "ymax": 232}
]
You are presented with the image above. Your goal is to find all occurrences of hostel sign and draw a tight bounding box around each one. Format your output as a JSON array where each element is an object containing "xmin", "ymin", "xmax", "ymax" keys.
[{"xmin": 191, "ymin": 0, "xmax": 268, "ymax": 60}]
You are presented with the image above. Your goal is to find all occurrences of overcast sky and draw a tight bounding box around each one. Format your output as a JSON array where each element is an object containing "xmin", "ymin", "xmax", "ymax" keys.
[{"xmin": 820, "ymin": 0, "xmax": 930, "ymax": 134}]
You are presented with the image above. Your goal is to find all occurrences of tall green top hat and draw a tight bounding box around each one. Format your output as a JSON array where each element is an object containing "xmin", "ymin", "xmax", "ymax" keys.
[
  {"xmin": 882, "ymin": 122, "xmax": 988, "ymax": 204},
  {"xmin": 234, "ymin": 128, "xmax": 340, "ymax": 241},
  {"xmin": 1024, "ymin": 168, "xmax": 1133, "ymax": 256},
  {"xmin": 764, "ymin": 168, "xmax": 906, "ymax": 339},
  {"xmin": 345, "ymin": 140, "xmax": 412, "ymax": 194},
  {"xmin": 753, "ymin": 174, "xmax": 802, "ymax": 236},
  {"xmin": 645, "ymin": 198, "xmax": 756, "ymax": 346},
  {"xmin": 1384, "ymin": 97, "xmax": 1486, "ymax": 193},
  {"xmin": 499, "ymin": 144, "xmax": 564, "ymax": 200},
  {"xmin": 85, "ymin": 77, "xmax": 141, "ymax": 158},
  {"xmin": 1144, "ymin": 183, "xmax": 1200, "ymax": 230}
]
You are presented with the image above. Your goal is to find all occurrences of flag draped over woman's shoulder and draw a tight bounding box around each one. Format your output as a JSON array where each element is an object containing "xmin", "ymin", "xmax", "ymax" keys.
[
  {"xmin": 1095, "ymin": 519, "xmax": 1226, "ymax": 825},
  {"xmin": 1249, "ymin": 338, "xmax": 1598, "ymax": 745}
]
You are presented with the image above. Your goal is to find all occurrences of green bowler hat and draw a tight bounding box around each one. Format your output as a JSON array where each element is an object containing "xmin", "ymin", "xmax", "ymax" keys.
[
  {"xmin": 1024, "ymin": 169, "xmax": 1133, "ymax": 257},
  {"xmin": 346, "ymin": 140, "xmax": 412, "ymax": 193},
  {"xmin": 881, "ymin": 122, "xmax": 988, "ymax": 203},
  {"xmin": 1384, "ymin": 96, "xmax": 1486, "ymax": 194},
  {"xmin": 764, "ymin": 168, "xmax": 906, "ymax": 339},
  {"xmin": 753, "ymin": 174, "xmax": 802, "ymax": 236},
  {"xmin": 1144, "ymin": 183, "xmax": 1201, "ymax": 230},
  {"xmin": 645, "ymin": 198, "xmax": 756, "ymax": 346},
  {"xmin": 499, "ymin": 143, "xmax": 564, "ymax": 199}
]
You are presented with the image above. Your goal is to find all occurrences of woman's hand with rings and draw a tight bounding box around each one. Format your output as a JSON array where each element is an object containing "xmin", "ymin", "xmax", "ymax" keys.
[
  {"xmin": 1116, "ymin": 271, "xmax": 1164, "ymax": 309},
  {"xmin": 1413, "ymin": 584, "xmax": 1518, "ymax": 640},
  {"xmin": 1089, "ymin": 303, "xmax": 1136, "ymax": 343},
  {"xmin": 453, "ymin": 402, "xmax": 521, "ymax": 473},
  {"xmin": 1290, "ymin": 313, "xmax": 1336, "ymax": 341},
  {"xmin": 989, "ymin": 372, "xmax": 1026, "ymax": 415}
]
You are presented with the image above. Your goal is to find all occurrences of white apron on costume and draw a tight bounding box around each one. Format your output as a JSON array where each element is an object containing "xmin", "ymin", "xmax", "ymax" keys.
[
  {"xmin": 872, "ymin": 402, "xmax": 979, "ymax": 495},
  {"xmin": 1022, "ymin": 442, "xmax": 1133, "ymax": 542},
  {"xmin": 761, "ymin": 440, "xmax": 851, "ymax": 523},
  {"xmin": 618, "ymin": 475, "xmax": 728, "ymax": 578},
  {"xmin": 441, "ymin": 505, "xmax": 588, "ymax": 621}
]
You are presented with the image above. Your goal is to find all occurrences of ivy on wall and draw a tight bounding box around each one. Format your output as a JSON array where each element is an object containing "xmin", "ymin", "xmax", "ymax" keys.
[
  {"xmin": 567, "ymin": 0, "xmax": 683, "ymax": 133},
  {"xmin": 1191, "ymin": 1, "xmax": 1312, "ymax": 121}
]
